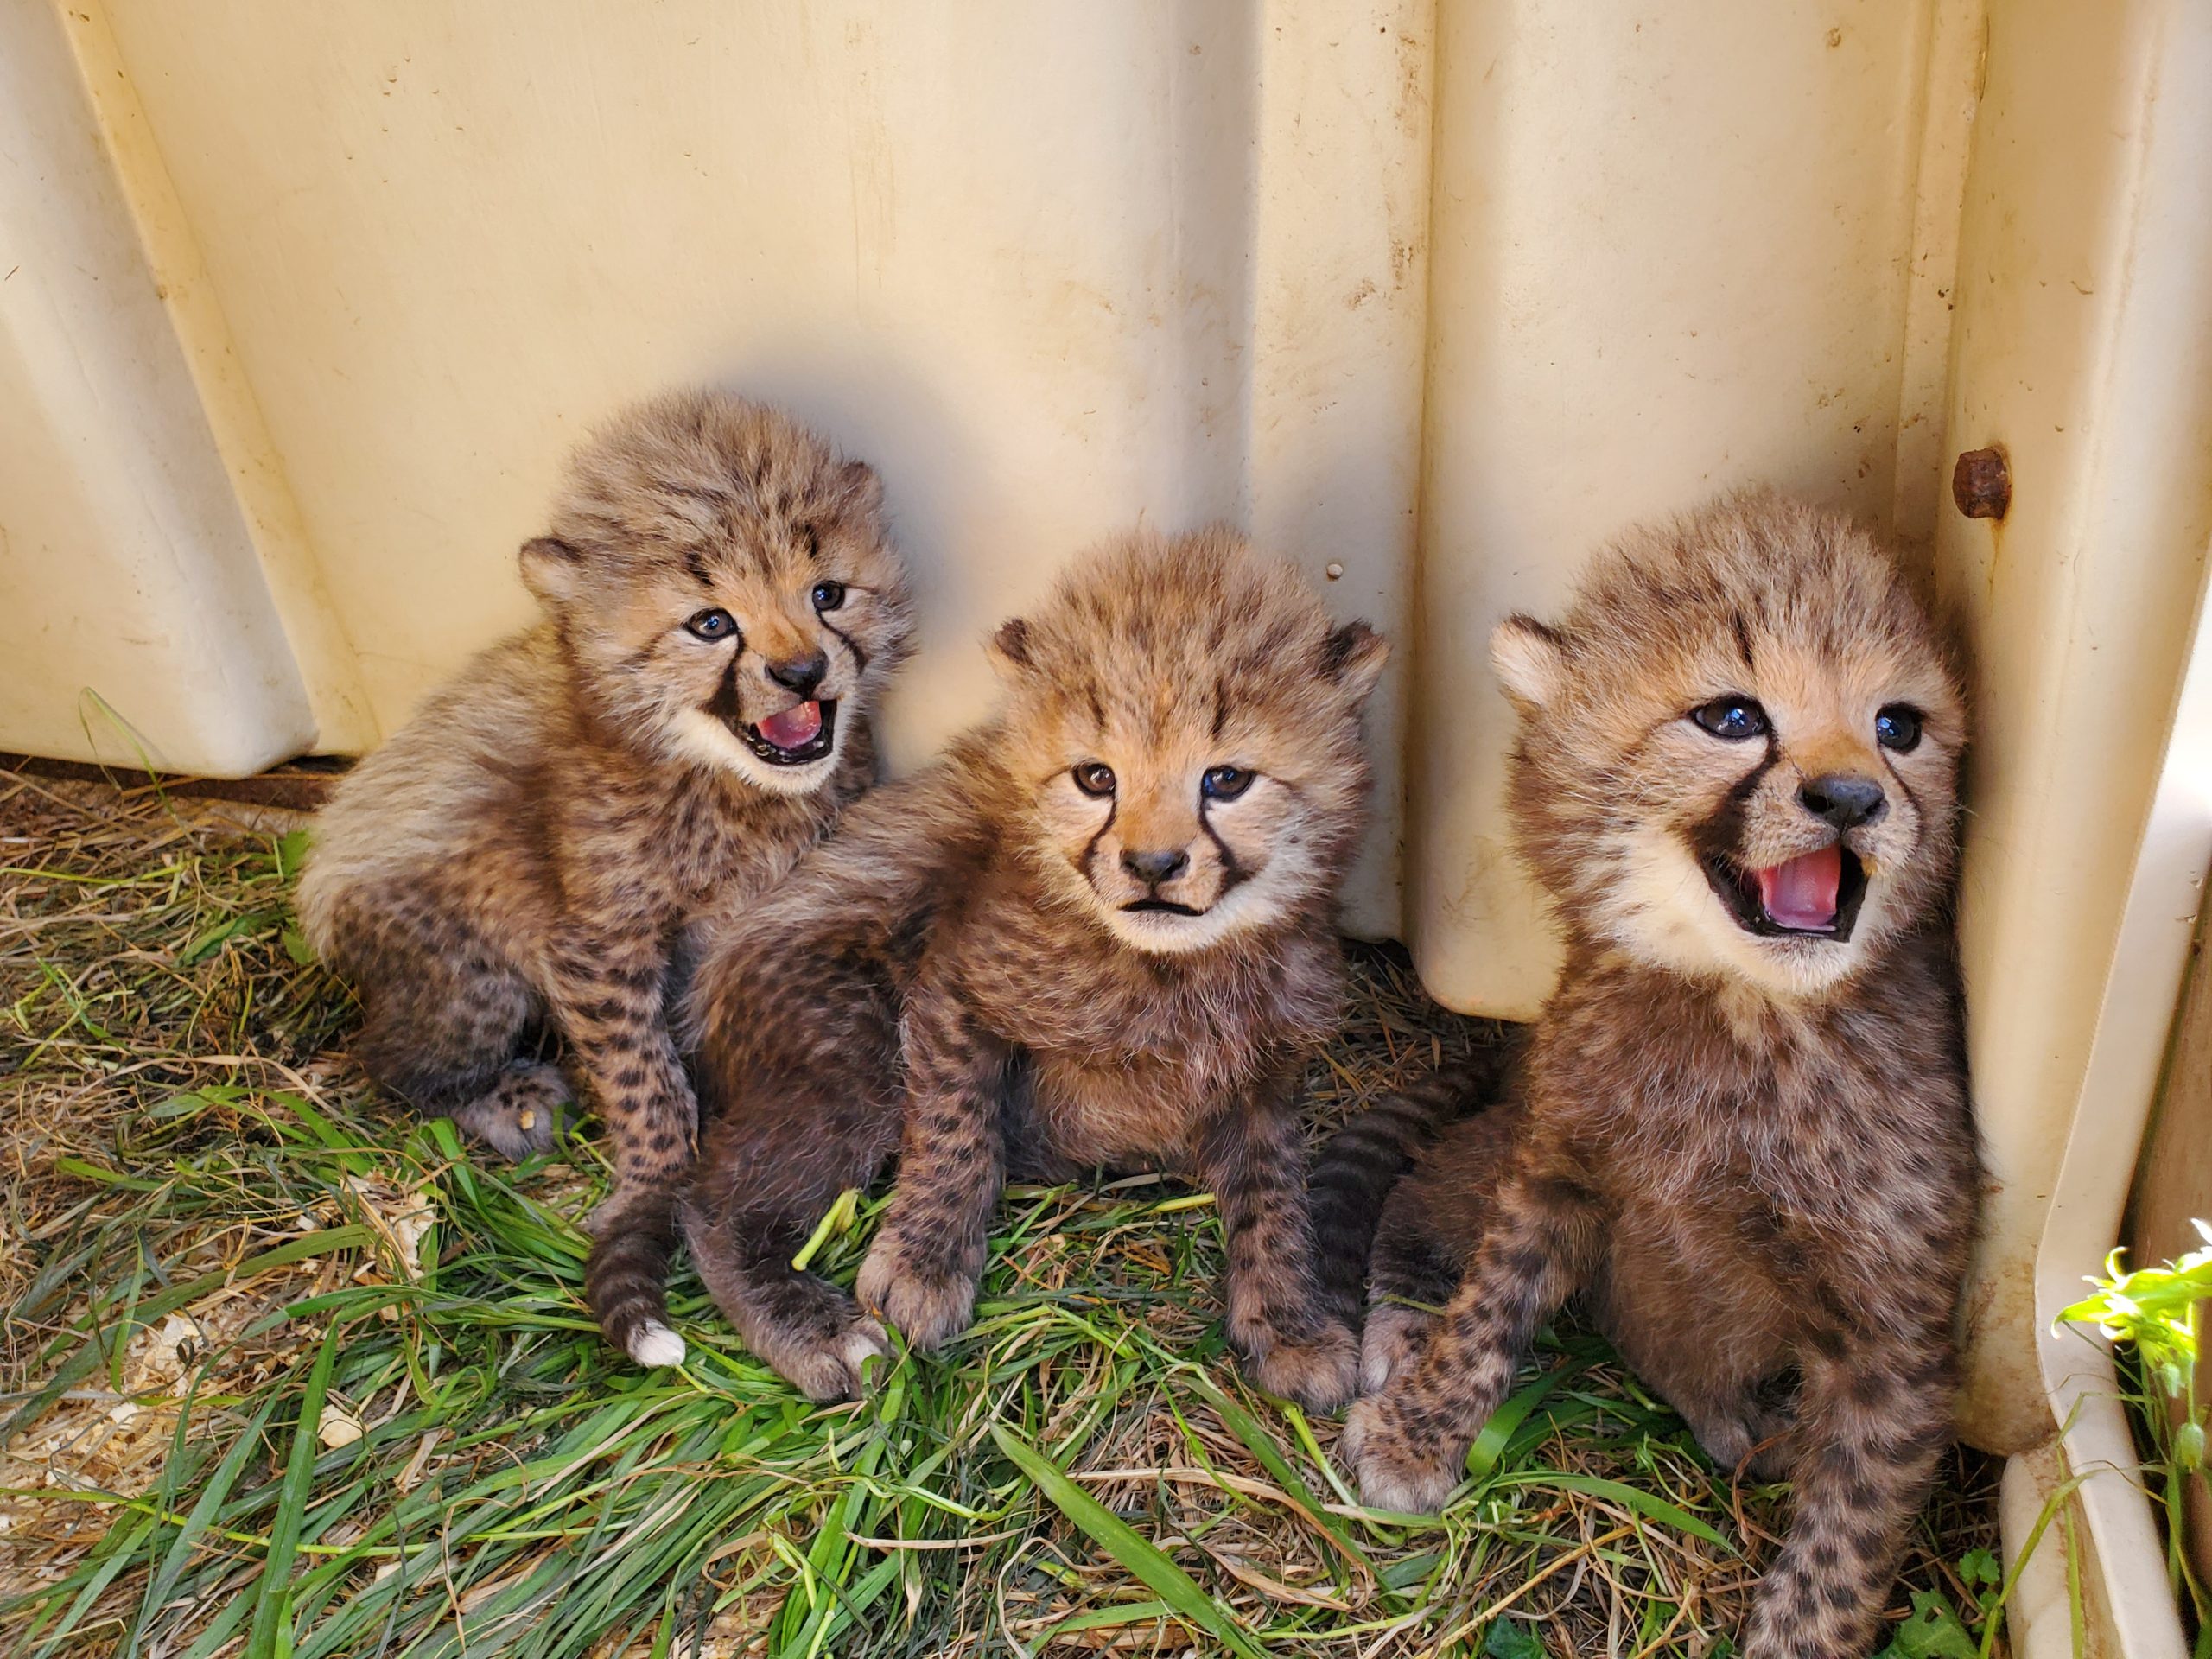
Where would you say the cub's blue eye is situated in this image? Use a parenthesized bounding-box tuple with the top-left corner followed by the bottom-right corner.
(1875, 703, 1923, 752)
(1202, 765, 1254, 801)
(684, 609, 737, 641)
(1690, 696, 1769, 741)
(1072, 761, 1116, 798)
(810, 580, 846, 613)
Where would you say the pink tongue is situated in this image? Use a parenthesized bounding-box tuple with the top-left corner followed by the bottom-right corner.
(1756, 844, 1842, 930)
(756, 700, 823, 751)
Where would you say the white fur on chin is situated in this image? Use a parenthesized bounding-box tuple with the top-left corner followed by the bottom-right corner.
(1600, 826, 1878, 1000)
(1094, 867, 1301, 956)
(666, 708, 841, 797)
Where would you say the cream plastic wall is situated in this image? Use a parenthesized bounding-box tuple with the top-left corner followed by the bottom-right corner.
(1934, 7, 2212, 1654)
(0, 2, 351, 775)
(30, 0, 1434, 933)
(7, 3, 2212, 1650)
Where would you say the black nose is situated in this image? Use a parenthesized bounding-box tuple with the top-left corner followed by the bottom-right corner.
(766, 650, 828, 697)
(1798, 772, 1887, 830)
(1122, 848, 1190, 886)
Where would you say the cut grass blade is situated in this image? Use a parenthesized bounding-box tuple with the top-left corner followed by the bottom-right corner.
(992, 1421, 1268, 1659)
(1182, 1370, 1376, 1578)
(245, 1324, 344, 1659)
(1465, 1357, 1592, 1482)
(1486, 1471, 1731, 1551)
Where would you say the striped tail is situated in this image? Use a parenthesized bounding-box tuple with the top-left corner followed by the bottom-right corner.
(587, 1198, 687, 1369)
(1309, 1067, 1490, 1327)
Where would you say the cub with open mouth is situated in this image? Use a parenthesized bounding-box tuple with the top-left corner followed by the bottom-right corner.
(589, 529, 1389, 1404)
(298, 391, 912, 1366)
(1332, 493, 1978, 1659)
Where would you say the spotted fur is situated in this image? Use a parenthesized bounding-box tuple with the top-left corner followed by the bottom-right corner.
(296, 391, 912, 1367)
(1340, 493, 1980, 1659)
(654, 529, 1389, 1406)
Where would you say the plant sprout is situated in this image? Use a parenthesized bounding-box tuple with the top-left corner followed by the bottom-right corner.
(2056, 1218, 2212, 1636)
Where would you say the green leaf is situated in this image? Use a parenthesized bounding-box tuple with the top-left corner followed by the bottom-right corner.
(790, 1187, 862, 1272)
(0, 1225, 375, 1448)
(245, 1325, 344, 1659)
(1955, 1544, 2003, 1618)
(2177, 1419, 2206, 1473)
(1046, 1599, 1174, 1637)
(51, 1158, 163, 1192)
(177, 909, 282, 965)
(1484, 1618, 1548, 1659)
(135, 1396, 283, 1638)
(1380, 1548, 1441, 1592)
(992, 1422, 1268, 1659)
(1182, 1371, 1373, 1574)
(1466, 1359, 1590, 1481)
(1876, 1589, 1979, 1659)
(1489, 1471, 1731, 1550)
(275, 828, 311, 882)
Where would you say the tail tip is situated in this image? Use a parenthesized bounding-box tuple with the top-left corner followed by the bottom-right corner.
(629, 1320, 687, 1369)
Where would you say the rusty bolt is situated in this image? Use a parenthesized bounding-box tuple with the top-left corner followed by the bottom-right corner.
(1952, 447, 2011, 521)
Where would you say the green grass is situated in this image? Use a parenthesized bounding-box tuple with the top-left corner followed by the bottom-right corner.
(0, 770, 2005, 1656)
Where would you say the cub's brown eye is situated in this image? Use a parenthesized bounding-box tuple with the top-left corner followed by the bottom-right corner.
(1875, 703, 1923, 752)
(810, 580, 846, 612)
(1691, 696, 1769, 741)
(1202, 765, 1253, 801)
(1072, 761, 1116, 798)
(684, 608, 738, 642)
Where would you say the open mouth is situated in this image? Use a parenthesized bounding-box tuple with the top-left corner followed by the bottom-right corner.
(1700, 842, 1867, 940)
(1120, 899, 1205, 918)
(735, 697, 836, 766)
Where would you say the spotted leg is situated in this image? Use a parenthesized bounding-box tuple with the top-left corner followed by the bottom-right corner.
(1191, 1070, 1359, 1411)
(1342, 1159, 1599, 1512)
(553, 923, 700, 1366)
(853, 982, 1008, 1351)
(1740, 1333, 1955, 1658)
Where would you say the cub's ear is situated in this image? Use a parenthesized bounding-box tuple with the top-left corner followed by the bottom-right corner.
(1320, 620, 1390, 704)
(518, 537, 584, 607)
(834, 459, 885, 519)
(987, 616, 1037, 678)
(1491, 613, 1567, 710)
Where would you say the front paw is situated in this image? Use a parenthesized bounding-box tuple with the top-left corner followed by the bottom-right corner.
(779, 1318, 895, 1403)
(1360, 1305, 1436, 1394)
(454, 1062, 572, 1162)
(1340, 1396, 1459, 1515)
(855, 1244, 977, 1352)
(1243, 1320, 1360, 1413)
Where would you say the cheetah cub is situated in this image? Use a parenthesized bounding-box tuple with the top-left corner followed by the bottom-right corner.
(636, 529, 1387, 1405)
(1338, 494, 1977, 1659)
(298, 391, 912, 1364)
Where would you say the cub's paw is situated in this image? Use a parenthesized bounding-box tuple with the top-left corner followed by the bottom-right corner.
(855, 1246, 977, 1352)
(626, 1319, 687, 1370)
(1688, 1374, 1801, 1482)
(454, 1063, 572, 1162)
(1697, 1406, 1796, 1484)
(1340, 1397, 1458, 1516)
(1359, 1305, 1436, 1394)
(1243, 1320, 1360, 1413)
(779, 1318, 894, 1404)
